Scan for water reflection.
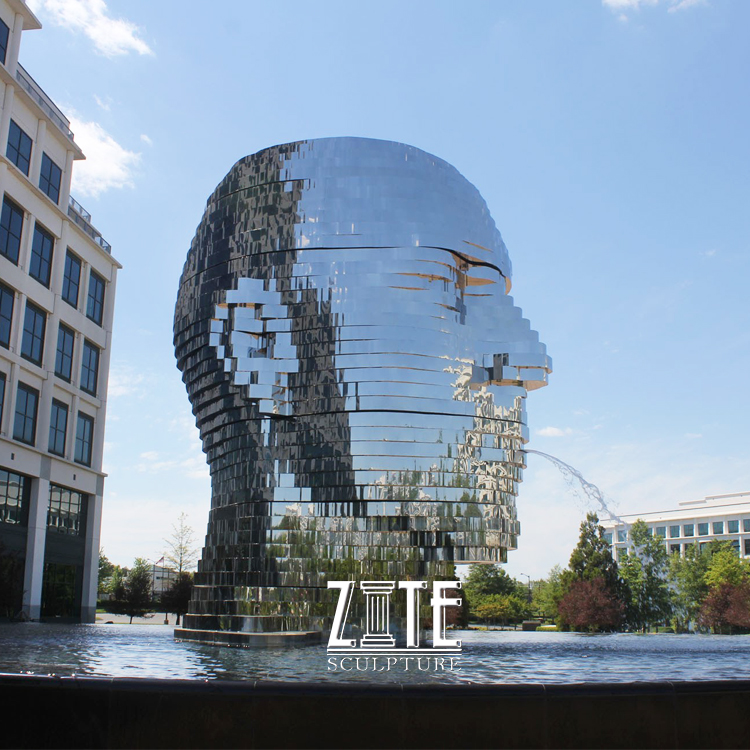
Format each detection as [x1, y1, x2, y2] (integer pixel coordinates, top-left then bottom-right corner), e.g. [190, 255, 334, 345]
[1, 625, 749, 684]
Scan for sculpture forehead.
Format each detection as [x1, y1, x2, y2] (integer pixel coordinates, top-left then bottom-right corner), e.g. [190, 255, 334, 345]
[203, 137, 512, 289]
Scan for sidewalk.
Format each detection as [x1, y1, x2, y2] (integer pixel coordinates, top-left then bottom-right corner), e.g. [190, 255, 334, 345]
[95, 612, 176, 626]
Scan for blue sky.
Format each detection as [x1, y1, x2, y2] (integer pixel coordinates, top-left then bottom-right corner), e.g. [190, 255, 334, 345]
[21, 0, 750, 578]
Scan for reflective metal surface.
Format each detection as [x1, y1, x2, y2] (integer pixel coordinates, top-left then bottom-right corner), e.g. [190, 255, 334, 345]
[174, 138, 551, 633]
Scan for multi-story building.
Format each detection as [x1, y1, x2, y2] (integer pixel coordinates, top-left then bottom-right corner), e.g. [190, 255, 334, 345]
[602, 491, 750, 561]
[0, 0, 119, 622]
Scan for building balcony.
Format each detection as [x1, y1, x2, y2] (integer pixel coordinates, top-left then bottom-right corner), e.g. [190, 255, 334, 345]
[68, 195, 111, 254]
[15, 63, 75, 142]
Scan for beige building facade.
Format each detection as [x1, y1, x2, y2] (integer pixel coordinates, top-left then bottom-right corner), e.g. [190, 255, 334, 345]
[0, 0, 119, 622]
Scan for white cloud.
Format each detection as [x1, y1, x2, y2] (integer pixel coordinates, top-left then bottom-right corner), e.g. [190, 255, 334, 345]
[68, 114, 140, 198]
[139, 450, 159, 461]
[537, 426, 574, 438]
[29, 0, 153, 57]
[140, 134, 153, 146]
[700, 248, 718, 258]
[106, 365, 146, 398]
[93, 94, 111, 112]
[603, 0, 706, 16]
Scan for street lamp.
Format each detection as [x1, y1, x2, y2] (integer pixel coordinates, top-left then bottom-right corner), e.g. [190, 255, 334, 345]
[519, 573, 532, 603]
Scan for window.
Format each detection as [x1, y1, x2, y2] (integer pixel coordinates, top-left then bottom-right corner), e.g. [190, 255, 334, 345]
[0, 196, 23, 264]
[646, 527, 653, 537]
[0, 469, 30, 526]
[745, 539, 750, 556]
[13, 383, 39, 445]
[29, 223, 54, 287]
[617, 529, 627, 543]
[0, 18, 9, 65]
[731, 539, 740, 554]
[669, 525, 680, 538]
[0, 371, 5, 422]
[698, 522, 709, 536]
[744, 519, 750, 533]
[74, 412, 94, 466]
[20, 301, 46, 365]
[54, 324, 74, 381]
[603, 532, 612, 544]
[6, 120, 32, 175]
[655, 526, 666, 539]
[0, 282, 13, 348]
[683, 524, 694, 537]
[62, 251, 81, 308]
[86, 270, 105, 326]
[48, 400, 68, 456]
[670, 544, 681, 555]
[80, 340, 99, 395]
[47, 484, 87, 536]
[38, 153, 62, 204]
[713, 521, 724, 535]
[728, 520, 739, 534]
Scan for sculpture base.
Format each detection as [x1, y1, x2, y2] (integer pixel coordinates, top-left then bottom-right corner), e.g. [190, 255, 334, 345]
[174, 628, 322, 649]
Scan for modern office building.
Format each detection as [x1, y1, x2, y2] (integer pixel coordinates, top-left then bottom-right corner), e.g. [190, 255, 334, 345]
[0, 0, 119, 622]
[174, 137, 551, 643]
[602, 491, 750, 560]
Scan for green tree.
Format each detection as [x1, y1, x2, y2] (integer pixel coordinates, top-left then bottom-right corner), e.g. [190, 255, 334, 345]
[108, 558, 153, 623]
[619, 520, 672, 632]
[164, 512, 198, 573]
[161, 572, 194, 626]
[669, 543, 710, 632]
[532, 566, 565, 621]
[98, 549, 115, 597]
[567, 512, 623, 591]
[705, 544, 750, 589]
[464, 564, 517, 599]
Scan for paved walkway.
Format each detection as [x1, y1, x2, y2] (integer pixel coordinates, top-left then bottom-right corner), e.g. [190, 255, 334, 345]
[95, 612, 177, 626]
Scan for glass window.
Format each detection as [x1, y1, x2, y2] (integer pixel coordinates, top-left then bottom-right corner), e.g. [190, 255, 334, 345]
[713, 521, 724, 535]
[38, 153, 62, 204]
[54, 324, 74, 382]
[670, 544, 681, 555]
[655, 526, 666, 539]
[646, 527, 653, 537]
[0, 371, 5, 422]
[683, 524, 694, 537]
[0, 196, 23, 264]
[41, 562, 78, 617]
[80, 340, 99, 395]
[617, 529, 627, 543]
[603, 532, 612, 544]
[731, 539, 740, 554]
[74, 412, 94, 466]
[13, 383, 38, 445]
[0, 281, 13, 348]
[6, 120, 32, 175]
[86, 270, 105, 326]
[698, 522, 709, 536]
[29, 223, 54, 287]
[744, 519, 750, 533]
[745, 539, 750, 556]
[48, 399, 68, 456]
[669, 525, 680, 538]
[728, 520, 739, 534]
[47, 484, 87, 536]
[62, 251, 81, 308]
[20, 301, 46, 365]
[0, 468, 30, 526]
[0, 18, 9, 65]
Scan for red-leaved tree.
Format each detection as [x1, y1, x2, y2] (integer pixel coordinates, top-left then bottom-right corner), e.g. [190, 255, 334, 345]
[697, 582, 750, 634]
[557, 577, 624, 632]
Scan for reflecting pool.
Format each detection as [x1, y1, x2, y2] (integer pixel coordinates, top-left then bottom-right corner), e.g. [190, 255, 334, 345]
[1, 624, 750, 684]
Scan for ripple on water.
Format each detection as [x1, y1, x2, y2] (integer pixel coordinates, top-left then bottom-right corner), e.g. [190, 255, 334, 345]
[1, 625, 750, 683]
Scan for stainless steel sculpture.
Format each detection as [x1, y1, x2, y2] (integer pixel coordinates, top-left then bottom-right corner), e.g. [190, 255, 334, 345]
[174, 137, 550, 642]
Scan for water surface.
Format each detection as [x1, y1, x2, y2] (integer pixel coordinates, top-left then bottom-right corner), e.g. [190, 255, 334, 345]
[1, 624, 749, 684]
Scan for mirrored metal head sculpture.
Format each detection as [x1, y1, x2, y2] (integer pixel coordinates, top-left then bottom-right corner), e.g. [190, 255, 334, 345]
[174, 137, 551, 637]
